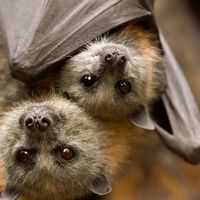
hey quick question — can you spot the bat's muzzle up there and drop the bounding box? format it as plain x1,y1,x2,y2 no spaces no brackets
23,106,52,131
102,46,127,73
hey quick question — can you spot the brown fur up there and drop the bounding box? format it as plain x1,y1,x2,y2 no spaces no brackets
0,95,149,200
55,22,166,122
0,23,166,200
113,23,163,100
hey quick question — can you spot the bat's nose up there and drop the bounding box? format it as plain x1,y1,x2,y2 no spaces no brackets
104,52,127,66
102,47,127,72
23,106,52,131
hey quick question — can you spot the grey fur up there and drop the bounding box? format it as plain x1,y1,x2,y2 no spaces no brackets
0,96,111,200
56,34,165,122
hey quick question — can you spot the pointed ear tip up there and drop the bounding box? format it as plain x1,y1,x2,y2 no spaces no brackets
142,125,155,131
89,175,112,196
102,188,112,196
89,187,112,196
129,105,155,131
147,125,155,131
129,117,155,131
89,183,112,196
96,187,112,196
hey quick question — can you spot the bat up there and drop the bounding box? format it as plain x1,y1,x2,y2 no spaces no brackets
0,94,148,200
55,22,165,131
0,95,112,199
0,0,199,167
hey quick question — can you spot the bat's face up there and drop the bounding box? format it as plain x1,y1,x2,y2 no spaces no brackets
59,39,160,121
0,96,110,200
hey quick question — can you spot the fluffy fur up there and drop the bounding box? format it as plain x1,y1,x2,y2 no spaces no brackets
0,95,147,200
56,23,166,121
0,96,106,200
0,23,165,200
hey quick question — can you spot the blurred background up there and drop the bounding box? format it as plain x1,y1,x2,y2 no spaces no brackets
0,0,200,199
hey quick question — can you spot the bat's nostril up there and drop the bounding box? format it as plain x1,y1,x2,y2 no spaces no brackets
104,49,127,69
25,117,34,128
119,55,126,65
41,117,51,128
23,107,53,131
105,53,113,63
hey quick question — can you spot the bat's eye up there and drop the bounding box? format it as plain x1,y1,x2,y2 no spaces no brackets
116,80,131,95
58,147,75,161
16,149,36,163
81,75,97,88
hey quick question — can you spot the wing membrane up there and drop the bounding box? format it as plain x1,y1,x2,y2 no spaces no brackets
0,0,150,82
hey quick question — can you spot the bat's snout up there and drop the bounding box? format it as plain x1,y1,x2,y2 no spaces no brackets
23,106,52,131
104,52,126,66
102,46,127,72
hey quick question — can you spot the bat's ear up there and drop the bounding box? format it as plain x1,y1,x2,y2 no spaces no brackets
0,186,20,200
129,105,155,131
89,174,112,196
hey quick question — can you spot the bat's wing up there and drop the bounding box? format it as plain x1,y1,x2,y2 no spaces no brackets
124,0,200,164
153,33,200,164
0,0,200,164
141,0,200,164
0,0,151,82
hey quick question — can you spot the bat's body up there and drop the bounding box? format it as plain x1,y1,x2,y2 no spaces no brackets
0,95,148,200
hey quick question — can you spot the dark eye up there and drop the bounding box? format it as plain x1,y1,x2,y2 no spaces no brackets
58,147,75,161
116,80,131,95
16,149,36,163
81,75,97,88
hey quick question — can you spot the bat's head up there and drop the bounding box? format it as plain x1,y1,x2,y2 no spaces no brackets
0,96,111,200
58,36,164,123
